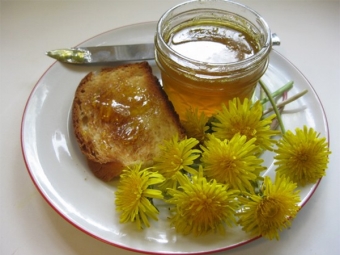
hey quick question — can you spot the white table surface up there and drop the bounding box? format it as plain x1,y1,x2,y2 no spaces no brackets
1,0,339,254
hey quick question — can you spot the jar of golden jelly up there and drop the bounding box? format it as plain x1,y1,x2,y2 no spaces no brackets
155,0,279,120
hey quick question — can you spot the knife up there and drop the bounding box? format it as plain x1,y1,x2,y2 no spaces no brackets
46,43,155,64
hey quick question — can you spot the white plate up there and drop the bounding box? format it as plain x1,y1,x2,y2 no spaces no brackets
21,21,329,254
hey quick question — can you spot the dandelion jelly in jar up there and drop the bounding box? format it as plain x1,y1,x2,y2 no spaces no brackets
155,0,278,120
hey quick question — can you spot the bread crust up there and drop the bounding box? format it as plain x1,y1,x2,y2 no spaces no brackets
72,62,185,181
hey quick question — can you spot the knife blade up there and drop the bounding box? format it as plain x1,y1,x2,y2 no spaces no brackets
46,43,155,64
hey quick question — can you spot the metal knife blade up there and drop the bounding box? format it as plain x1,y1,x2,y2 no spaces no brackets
46,43,155,64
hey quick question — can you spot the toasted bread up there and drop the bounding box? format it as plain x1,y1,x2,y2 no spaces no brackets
72,62,185,181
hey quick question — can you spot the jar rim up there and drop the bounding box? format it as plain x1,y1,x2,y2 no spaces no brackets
156,0,272,70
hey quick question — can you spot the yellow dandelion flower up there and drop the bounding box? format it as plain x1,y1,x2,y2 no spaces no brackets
212,98,280,151
182,107,209,143
238,175,301,240
274,126,331,186
167,167,240,236
200,134,265,193
115,164,165,229
153,135,201,189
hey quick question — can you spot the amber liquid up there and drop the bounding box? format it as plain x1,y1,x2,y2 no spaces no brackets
159,22,266,120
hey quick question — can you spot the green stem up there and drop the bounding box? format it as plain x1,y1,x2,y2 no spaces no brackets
260,86,266,101
259,81,294,105
259,79,286,134
263,89,308,115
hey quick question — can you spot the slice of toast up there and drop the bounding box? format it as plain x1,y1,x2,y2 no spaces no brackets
72,62,185,181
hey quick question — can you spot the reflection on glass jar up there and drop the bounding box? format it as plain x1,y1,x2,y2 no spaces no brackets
155,0,277,120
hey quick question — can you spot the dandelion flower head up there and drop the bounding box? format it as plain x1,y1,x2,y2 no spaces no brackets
167,167,240,236
200,134,265,193
238,175,301,240
182,107,209,143
115,164,165,229
212,98,280,151
153,135,201,189
274,126,330,186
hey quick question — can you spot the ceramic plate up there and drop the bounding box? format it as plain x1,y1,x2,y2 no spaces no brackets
21,21,329,254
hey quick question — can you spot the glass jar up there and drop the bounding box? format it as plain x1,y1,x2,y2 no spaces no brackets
155,0,278,120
